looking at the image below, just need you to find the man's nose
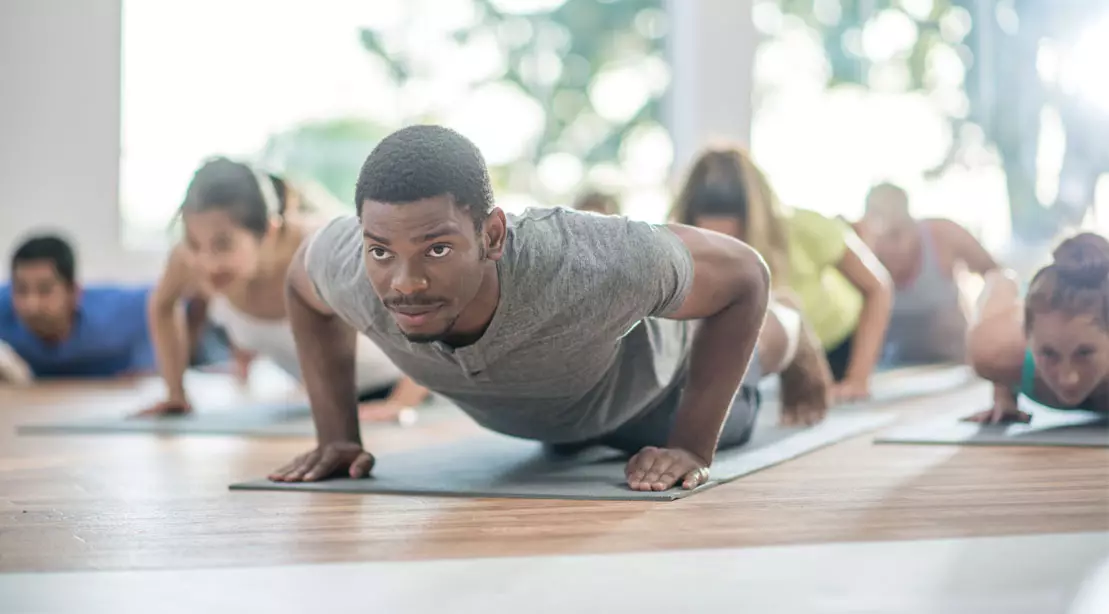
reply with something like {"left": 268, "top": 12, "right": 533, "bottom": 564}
{"left": 391, "top": 261, "right": 429, "bottom": 295}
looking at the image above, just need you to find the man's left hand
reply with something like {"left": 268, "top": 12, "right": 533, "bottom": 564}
{"left": 625, "top": 446, "right": 710, "bottom": 491}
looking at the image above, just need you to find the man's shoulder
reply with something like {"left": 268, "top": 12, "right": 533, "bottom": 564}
{"left": 502, "top": 207, "right": 693, "bottom": 314}
{"left": 80, "top": 284, "right": 150, "bottom": 304}
{"left": 82, "top": 284, "right": 152, "bottom": 306}
{"left": 509, "top": 206, "right": 680, "bottom": 260}
{"left": 0, "top": 284, "right": 13, "bottom": 325}
{"left": 921, "top": 217, "right": 973, "bottom": 240}
{"left": 79, "top": 285, "right": 154, "bottom": 332}
{"left": 304, "top": 215, "right": 364, "bottom": 281}
{"left": 301, "top": 214, "right": 379, "bottom": 326}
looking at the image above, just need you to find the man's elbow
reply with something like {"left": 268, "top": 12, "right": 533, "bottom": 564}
{"left": 733, "top": 246, "right": 771, "bottom": 308}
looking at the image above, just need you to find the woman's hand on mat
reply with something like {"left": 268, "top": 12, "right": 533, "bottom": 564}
{"left": 0, "top": 341, "right": 33, "bottom": 386}
{"left": 963, "top": 385, "right": 1031, "bottom": 424}
{"left": 268, "top": 442, "right": 375, "bottom": 482}
{"left": 625, "top": 446, "right": 709, "bottom": 491}
{"left": 831, "top": 377, "right": 870, "bottom": 403}
{"left": 134, "top": 399, "right": 193, "bottom": 417}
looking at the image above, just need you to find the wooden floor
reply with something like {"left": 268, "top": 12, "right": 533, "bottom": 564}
{"left": 1, "top": 373, "right": 1107, "bottom": 574}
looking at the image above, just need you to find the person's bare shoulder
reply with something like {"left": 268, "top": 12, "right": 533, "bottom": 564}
{"left": 921, "top": 218, "right": 997, "bottom": 274}
{"left": 920, "top": 217, "right": 965, "bottom": 238}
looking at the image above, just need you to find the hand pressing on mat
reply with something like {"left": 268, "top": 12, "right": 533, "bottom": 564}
{"left": 134, "top": 398, "right": 192, "bottom": 417}
{"left": 963, "top": 384, "right": 1031, "bottom": 424}
{"left": 625, "top": 446, "right": 710, "bottom": 491}
{"left": 0, "top": 341, "right": 33, "bottom": 386}
{"left": 831, "top": 377, "right": 871, "bottom": 404}
{"left": 268, "top": 442, "right": 375, "bottom": 482}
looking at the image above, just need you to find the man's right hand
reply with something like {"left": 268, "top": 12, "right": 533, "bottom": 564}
{"left": 134, "top": 398, "right": 192, "bottom": 417}
{"left": 268, "top": 442, "right": 375, "bottom": 482}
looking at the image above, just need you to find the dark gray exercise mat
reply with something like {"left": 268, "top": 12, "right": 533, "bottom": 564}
{"left": 229, "top": 412, "right": 894, "bottom": 501}
{"left": 16, "top": 401, "right": 315, "bottom": 436}
{"left": 875, "top": 401, "right": 1109, "bottom": 448}
{"left": 16, "top": 398, "right": 466, "bottom": 438}
{"left": 759, "top": 363, "right": 976, "bottom": 407}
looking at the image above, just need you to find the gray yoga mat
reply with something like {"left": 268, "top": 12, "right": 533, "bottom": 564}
{"left": 16, "top": 394, "right": 467, "bottom": 438}
{"left": 759, "top": 363, "right": 976, "bottom": 407}
{"left": 229, "top": 412, "right": 894, "bottom": 501}
{"left": 16, "top": 398, "right": 464, "bottom": 438}
{"left": 16, "top": 400, "right": 315, "bottom": 437}
{"left": 875, "top": 399, "right": 1109, "bottom": 448}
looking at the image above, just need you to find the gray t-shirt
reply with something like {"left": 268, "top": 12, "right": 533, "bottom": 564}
{"left": 305, "top": 207, "right": 695, "bottom": 443}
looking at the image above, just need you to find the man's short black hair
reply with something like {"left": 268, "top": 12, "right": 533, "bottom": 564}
{"left": 11, "top": 234, "right": 77, "bottom": 285}
{"left": 355, "top": 125, "right": 495, "bottom": 228}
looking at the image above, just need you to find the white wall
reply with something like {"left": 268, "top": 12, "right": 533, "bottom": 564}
{"left": 0, "top": 0, "right": 163, "bottom": 284}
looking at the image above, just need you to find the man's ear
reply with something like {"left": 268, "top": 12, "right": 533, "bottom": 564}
{"left": 482, "top": 208, "right": 508, "bottom": 261}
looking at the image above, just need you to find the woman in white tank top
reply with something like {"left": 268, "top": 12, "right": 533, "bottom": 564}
{"left": 138, "top": 157, "right": 428, "bottom": 419}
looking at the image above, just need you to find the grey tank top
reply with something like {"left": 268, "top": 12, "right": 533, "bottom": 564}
{"left": 884, "top": 224, "right": 968, "bottom": 364}
{"left": 304, "top": 208, "right": 697, "bottom": 443}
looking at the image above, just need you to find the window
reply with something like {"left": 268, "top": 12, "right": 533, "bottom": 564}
{"left": 748, "top": 0, "right": 1109, "bottom": 251}
{"left": 119, "top": 0, "right": 672, "bottom": 250}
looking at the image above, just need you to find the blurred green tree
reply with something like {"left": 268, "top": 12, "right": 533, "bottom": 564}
{"left": 259, "top": 118, "right": 391, "bottom": 208}
{"left": 357, "top": 0, "right": 668, "bottom": 207}
{"left": 774, "top": 0, "right": 1109, "bottom": 240}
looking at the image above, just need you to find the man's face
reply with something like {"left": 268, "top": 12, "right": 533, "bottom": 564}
{"left": 11, "top": 260, "right": 77, "bottom": 338}
{"left": 862, "top": 190, "right": 917, "bottom": 272}
{"left": 360, "top": 195, "right": 496, "bottom": 343}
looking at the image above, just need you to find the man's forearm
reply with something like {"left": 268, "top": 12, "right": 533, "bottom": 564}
{"left": 845, "top": 287, "right": 892, "bottom": 383}
{"left": 286, "top": 282, "right": 360, "bottom": 445}
{"left": 667, "top": 270, "right": 770, "bottom": 464}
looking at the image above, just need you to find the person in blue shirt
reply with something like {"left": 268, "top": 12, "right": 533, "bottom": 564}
{"left": 0, "top": 234, "right": 159, "bottom": 379}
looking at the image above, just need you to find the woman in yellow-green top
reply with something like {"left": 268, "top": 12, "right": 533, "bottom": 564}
{"left": 672, "top": 146, "right": 893, "bottom": 402}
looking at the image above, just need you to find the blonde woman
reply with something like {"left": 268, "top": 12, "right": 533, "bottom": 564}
{"left": 672, "top": 146, "right": 893, "bottom": 401}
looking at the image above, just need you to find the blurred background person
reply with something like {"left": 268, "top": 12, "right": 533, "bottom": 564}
{"left": 856, "top": 182, "right": 1001, "bottom": 365}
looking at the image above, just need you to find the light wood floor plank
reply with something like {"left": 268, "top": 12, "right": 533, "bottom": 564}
{"left": 1, "top": 378, "right": 1106, "bottom": 573}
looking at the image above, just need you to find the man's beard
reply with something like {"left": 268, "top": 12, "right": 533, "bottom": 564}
{"left": 399, "top": 311, "right": 462, "bottom": 345}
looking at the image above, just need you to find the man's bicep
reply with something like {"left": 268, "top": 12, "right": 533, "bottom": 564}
{"left": 287, "top": 242, "right": 336, "bottom": 316}
{"left": 662, "top": 225, "right": 770, "bottom": 321}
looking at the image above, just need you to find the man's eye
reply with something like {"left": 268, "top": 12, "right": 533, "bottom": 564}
{"left": 368, "top": 247, "right": 391, "bottom": 261}
{"left": 428, "top": 245, "right": 452, "bottom": 258}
